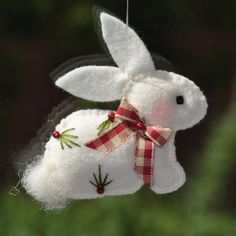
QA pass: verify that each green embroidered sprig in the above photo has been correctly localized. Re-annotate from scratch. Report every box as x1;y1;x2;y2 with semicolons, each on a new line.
90;164;113;194
97;119;115;136
97;111;116;136
52;128;80;150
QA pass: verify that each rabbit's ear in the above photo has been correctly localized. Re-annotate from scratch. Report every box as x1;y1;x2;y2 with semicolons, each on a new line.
100;12;155;76
55;66;127;102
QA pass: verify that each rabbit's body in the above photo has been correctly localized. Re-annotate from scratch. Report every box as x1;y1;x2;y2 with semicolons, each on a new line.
24;109;185;205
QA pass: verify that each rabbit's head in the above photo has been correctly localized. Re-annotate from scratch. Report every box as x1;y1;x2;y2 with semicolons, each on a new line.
56;12;207;131
125;71;207;131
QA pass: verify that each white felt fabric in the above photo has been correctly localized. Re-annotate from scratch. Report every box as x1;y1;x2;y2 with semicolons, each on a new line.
100;13;155;75
22;70;207;209
22;12;208;210
55;66;127;102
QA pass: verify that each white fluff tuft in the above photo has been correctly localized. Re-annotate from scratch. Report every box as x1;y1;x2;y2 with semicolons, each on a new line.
22;157;69;210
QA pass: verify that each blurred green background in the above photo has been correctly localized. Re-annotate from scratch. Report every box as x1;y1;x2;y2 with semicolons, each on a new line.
1;0;236;235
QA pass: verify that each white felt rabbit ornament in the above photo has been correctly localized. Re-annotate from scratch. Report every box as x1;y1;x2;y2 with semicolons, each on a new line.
22;12;208;209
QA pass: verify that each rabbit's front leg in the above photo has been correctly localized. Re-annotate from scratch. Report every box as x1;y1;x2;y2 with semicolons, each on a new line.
150;135;186;194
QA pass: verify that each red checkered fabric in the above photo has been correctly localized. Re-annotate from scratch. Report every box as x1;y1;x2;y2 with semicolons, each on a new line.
86;97;171;187
116;98;142;123
86;121;135;153
134;135;155;186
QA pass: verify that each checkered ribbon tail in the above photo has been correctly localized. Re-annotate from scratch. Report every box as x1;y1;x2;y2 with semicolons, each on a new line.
86;97;171;187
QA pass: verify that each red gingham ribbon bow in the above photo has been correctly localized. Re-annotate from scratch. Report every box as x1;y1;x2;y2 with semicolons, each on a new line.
86;97;171;187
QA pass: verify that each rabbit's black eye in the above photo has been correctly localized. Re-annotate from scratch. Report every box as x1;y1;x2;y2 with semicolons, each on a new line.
176;95;184;105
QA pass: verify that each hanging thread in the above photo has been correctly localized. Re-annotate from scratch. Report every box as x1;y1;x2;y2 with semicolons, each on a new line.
126;0;129;26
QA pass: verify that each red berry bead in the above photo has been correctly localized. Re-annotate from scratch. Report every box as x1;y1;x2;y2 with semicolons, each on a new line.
136;122;146;130
97;187;105;194
52;131;60;139
108;111;116;121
